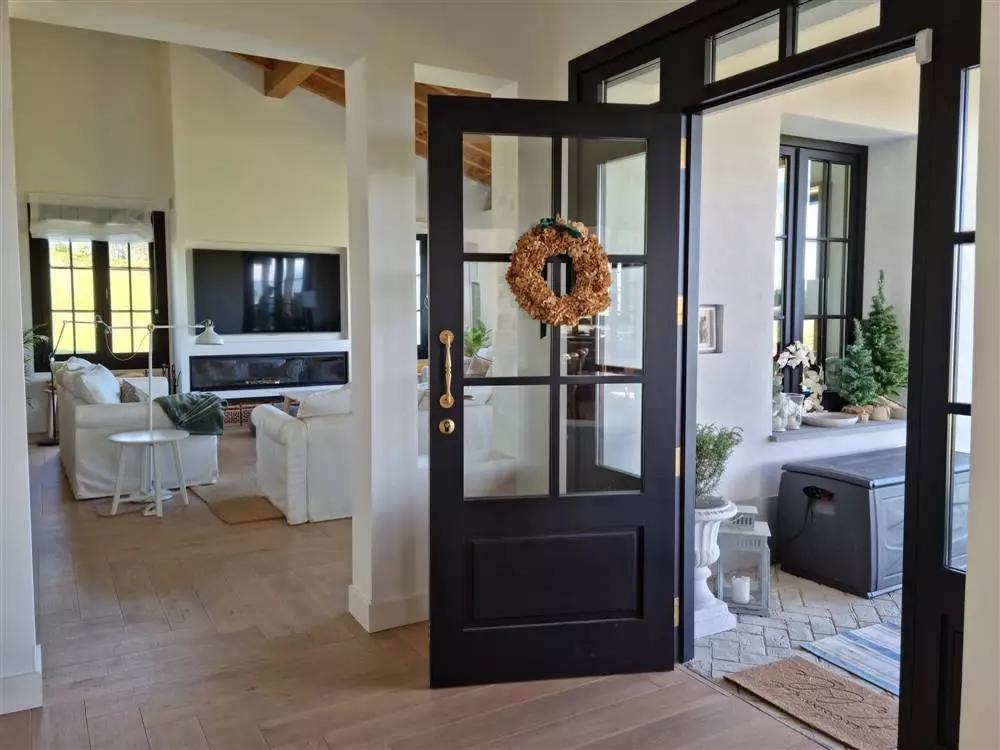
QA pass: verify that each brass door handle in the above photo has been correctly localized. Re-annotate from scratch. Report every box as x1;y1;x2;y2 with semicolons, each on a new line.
439;329;455;408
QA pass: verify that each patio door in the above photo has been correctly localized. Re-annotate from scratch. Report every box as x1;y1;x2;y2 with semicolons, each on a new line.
427;97;687;686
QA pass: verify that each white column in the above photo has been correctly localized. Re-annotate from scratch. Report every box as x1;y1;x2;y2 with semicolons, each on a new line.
960;2;1000;745
0;0;42;714
345;56;424;632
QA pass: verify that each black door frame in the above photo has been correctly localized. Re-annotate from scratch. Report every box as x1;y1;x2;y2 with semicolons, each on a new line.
569;1;980;747
427;97;686;686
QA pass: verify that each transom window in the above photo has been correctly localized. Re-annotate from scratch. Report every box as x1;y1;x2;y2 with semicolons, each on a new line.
774;137;866;375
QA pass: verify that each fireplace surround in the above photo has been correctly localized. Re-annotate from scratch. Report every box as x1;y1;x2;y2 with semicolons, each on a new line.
190;352;348;392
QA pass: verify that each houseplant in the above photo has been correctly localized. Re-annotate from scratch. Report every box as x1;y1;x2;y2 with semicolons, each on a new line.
839;321;879;421
860;270;908;399
695;423;743;503
463;320;492;357
23;325;48;405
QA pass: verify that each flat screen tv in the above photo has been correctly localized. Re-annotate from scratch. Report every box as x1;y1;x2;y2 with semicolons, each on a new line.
192;249;341;334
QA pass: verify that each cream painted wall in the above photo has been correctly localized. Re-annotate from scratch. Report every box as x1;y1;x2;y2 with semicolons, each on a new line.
167;45;350;389
168;46;348;250
10;19;174;431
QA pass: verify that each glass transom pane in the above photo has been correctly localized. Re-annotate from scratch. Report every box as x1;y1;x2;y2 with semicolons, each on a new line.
604;61;660;104
796;0;881;53
709;11;780;83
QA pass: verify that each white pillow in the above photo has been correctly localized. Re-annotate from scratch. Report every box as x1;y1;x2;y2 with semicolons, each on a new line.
52;356;94;389
297;386;351;418
74;364;122;404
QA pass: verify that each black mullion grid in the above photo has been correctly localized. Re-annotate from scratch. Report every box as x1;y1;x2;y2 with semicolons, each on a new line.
91;241;111;363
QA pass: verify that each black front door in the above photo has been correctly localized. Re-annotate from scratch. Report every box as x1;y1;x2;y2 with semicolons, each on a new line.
427;97;686;686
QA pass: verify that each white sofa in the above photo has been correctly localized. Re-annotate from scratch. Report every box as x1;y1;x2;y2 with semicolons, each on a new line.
58;376;220;500
251;387;353;524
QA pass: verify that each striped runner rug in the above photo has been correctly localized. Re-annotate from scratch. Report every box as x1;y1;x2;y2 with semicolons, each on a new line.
802;622;901;695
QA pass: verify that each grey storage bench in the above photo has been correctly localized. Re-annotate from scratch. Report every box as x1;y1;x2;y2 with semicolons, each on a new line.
775;447;969;598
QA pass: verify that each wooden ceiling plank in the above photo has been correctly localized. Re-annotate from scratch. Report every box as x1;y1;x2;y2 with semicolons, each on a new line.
266;61;320;98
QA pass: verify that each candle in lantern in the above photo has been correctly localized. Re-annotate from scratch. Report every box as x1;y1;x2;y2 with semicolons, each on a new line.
732;575;752;605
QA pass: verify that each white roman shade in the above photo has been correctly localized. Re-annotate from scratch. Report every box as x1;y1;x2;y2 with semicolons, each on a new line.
28;193;154;242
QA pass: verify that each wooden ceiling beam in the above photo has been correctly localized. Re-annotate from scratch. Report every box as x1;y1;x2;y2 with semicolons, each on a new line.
234;53;492;186
265;61;320;98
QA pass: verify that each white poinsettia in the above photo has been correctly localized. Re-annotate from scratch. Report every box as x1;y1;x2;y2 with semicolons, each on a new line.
774;340;817;370
801;366;826;413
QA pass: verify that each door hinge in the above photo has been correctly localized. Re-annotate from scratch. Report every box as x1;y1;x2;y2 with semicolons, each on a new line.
675;446;682;477
677;296;684;326
674;596;680;627
916;29;933;65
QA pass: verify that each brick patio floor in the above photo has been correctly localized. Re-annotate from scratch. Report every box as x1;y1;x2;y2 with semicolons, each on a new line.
687;566;902;683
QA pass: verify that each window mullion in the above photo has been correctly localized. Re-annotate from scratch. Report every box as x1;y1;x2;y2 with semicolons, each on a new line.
92;241;111;364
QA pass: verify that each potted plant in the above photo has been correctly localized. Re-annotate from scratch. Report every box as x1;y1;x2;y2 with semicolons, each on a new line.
463;320;492;358
695;423;743;505
22;325;48;405
839;321;879;422
860;270;907;420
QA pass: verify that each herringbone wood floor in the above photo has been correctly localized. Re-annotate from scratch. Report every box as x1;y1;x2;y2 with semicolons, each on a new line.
0;439;821;749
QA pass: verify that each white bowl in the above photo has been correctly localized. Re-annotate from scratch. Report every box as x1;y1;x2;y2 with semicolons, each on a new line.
802;412;860;428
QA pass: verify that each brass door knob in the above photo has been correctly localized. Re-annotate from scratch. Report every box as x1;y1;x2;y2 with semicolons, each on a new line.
439;418;456;435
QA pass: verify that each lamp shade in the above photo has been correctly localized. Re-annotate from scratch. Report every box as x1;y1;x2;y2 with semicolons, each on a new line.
194;321;224;346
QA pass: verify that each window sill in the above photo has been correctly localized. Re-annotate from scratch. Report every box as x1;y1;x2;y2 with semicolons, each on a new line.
768;419;906;442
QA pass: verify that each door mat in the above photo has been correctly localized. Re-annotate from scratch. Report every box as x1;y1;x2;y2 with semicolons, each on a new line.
725;657;898;750
802;623;900;695
191;486;284;524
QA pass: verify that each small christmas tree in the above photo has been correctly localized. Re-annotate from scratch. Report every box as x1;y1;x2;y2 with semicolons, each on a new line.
839;320;879;408
860;270;908;397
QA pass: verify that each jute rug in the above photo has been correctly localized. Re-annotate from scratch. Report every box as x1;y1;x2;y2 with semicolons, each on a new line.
726;657;898;750
190;430;285;525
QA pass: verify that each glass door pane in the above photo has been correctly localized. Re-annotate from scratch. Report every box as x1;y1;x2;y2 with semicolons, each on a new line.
465;385;549;499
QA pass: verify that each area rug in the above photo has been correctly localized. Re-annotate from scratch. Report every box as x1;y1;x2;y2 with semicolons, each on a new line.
802;622;900;696
190;487;284;524
190;431;284;524
726;657;898;750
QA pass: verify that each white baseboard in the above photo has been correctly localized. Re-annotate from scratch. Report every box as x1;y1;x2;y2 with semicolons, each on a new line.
0;656;42;715
348;585;428;633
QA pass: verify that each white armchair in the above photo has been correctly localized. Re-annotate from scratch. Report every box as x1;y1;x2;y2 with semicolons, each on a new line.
251;388;352;524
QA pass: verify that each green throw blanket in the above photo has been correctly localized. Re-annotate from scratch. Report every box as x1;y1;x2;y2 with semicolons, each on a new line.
154;392;225;435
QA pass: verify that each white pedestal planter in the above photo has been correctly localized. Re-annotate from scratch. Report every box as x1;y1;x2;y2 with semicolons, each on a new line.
693;497;738;639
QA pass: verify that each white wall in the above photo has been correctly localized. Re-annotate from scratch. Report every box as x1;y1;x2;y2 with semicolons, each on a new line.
698;57;918;500
0;0;41;716
167;45;350;388
10;19;174;430
863;137;917;348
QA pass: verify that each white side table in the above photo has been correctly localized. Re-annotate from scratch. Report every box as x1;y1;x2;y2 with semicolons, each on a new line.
108;429;190;518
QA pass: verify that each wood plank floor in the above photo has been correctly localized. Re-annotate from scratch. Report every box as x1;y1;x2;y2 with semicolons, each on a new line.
0;440;822;750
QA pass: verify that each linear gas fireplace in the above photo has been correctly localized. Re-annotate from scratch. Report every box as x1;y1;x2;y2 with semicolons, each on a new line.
190;352;348;392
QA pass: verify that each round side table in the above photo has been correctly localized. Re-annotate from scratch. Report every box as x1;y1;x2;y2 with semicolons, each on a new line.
108;429;190;518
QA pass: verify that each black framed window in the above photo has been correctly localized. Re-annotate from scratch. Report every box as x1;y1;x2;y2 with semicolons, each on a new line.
775;137;866;376
29;210;168;371
416;233;429;359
